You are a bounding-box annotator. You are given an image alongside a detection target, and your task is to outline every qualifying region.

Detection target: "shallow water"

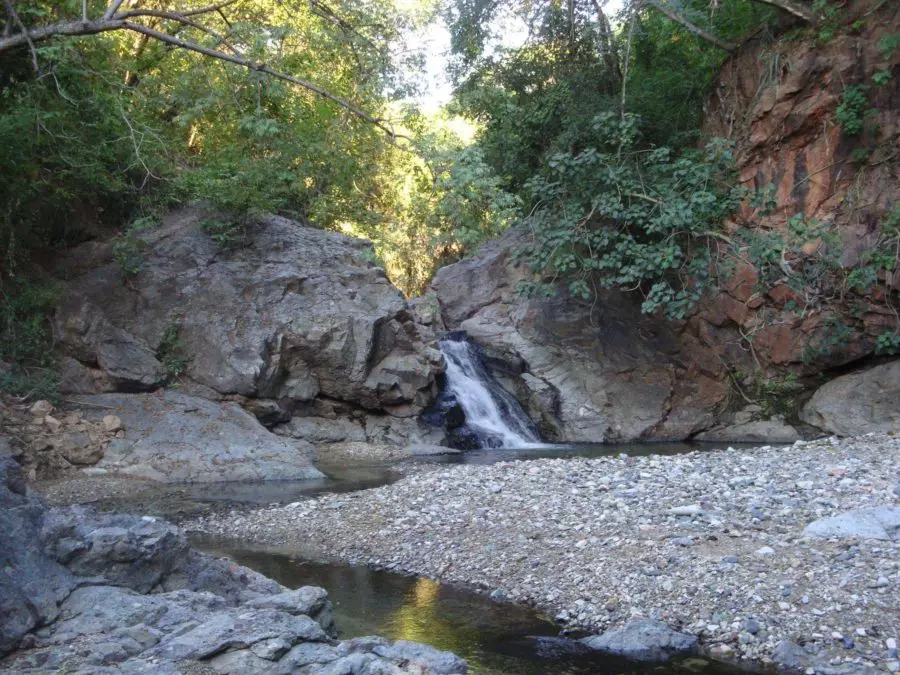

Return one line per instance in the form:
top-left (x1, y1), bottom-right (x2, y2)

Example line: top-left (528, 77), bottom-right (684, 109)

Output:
top-left (193, 537), bottom-right (751, 675)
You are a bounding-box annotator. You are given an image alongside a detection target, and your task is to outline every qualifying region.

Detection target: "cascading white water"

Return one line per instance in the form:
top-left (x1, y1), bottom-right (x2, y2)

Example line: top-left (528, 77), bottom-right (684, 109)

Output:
top-left (439, 337), bottom-right (540, 448)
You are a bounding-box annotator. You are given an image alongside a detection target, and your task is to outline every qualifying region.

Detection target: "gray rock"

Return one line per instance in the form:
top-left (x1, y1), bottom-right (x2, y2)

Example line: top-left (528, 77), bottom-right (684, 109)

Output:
top-left (800, 361), bottom-right (900, 436)
top-left (279, 641), bottom-right (341, 668)
top-left (53, 207), bottom-right (442, 414)
top-left (773, 640), bottom-right (812, 671)
top-left (274, 416), bottom-right (367, 444)
top-left (53, 294), bottom-right (167, 391)
top-left (245, 586), bottom-right (335, 636)
top-left (580, 619), bottom-right (698, 662)
top-left (802, 506), bottom-right (900, 541)
top-left (149, 609), bottom-right (327, 660)
top-left (0, 458), bottom-right (75, 656)
top-left (41, 508), bottom-right (189, 592)
top-left (373, 640), bottom-right (468, 674)
top-left (70, 391), bottom-right (323, 482)
top-left (694, 418), bottom-right (800, 443)
top-left (56, 356), bottom-right (103, 395)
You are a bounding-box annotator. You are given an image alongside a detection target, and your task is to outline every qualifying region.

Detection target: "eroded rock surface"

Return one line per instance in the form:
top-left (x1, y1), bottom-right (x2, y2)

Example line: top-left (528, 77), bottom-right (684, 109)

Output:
top-left (580, 620), bottom-right (698, 662)
top-left (800, 361), bottom-right (900, 437)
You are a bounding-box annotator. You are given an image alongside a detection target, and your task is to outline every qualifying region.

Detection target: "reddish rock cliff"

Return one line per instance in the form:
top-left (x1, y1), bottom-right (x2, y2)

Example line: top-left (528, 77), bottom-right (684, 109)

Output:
top-left (692, 0), bottom-right (899, 378)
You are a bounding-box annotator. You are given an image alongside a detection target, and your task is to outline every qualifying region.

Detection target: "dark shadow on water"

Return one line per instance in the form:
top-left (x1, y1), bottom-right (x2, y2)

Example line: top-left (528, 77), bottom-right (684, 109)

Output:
top-left (192, 537), bottom-right (755, 675)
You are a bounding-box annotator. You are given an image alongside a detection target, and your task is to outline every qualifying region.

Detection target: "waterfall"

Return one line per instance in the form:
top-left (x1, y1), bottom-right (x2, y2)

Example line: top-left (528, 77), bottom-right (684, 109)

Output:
top-left (438, 335), bottom-right (540, 448)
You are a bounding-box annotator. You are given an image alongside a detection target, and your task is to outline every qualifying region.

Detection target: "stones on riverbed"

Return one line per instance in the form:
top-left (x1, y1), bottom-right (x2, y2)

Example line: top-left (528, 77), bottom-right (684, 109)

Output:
top-left (580, 619), bottom-right (698, 662)
top-left (803, 506), bottom-right (900, 541)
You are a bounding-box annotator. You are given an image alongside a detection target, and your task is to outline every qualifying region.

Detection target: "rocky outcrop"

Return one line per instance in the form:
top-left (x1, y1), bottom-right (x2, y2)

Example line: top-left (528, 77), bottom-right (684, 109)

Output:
top-left (52, 206), bottom-right (443, 421)
top-left (68, 391), bottom-right (323, 483)
top-left (0, 456), bottom-right (467, 673)
top-left (430, 229), bottom-right (728, 442)
top-left (799, 360), bottom-right (900, 436)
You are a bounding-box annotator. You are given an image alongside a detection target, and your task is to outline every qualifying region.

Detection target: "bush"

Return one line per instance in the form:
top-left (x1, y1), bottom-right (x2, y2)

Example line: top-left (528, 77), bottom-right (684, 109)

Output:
top-left (517, 113), bottom-right (743, 320)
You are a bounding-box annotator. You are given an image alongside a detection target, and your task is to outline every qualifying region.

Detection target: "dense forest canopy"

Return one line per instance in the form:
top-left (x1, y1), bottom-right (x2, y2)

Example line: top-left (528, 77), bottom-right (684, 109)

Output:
top-left (1, 0), bottom-right (897, 398)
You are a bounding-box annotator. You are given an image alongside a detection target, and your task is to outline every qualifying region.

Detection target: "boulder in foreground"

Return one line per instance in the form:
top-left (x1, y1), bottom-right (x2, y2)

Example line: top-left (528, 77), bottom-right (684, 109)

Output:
top-left (0, 455), bottom-right (467, 673)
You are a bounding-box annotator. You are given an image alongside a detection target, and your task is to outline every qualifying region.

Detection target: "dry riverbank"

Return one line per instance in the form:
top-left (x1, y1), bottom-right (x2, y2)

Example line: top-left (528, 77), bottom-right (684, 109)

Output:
top-left (186, 434), bottom-right (900, 673)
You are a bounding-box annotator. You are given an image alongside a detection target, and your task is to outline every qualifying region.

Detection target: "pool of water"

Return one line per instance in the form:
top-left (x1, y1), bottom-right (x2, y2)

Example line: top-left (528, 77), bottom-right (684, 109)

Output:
top-left (192, 537), bottom-right (750, 675)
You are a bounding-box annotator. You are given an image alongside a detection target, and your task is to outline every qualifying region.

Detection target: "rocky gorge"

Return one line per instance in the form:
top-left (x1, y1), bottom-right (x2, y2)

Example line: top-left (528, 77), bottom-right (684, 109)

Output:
top-left (1, 4), bottom-right (899, 674)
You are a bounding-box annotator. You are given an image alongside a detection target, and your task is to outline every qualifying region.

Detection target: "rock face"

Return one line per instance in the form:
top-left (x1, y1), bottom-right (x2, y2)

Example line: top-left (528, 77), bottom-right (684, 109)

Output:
top-left (696, 0), bottom-right (899, 375)
top-left (580, 620), bottom-right (698, 662)
top-left (0, 456), bottom-right (466, 673)
top-left (430, 229), bottom-right (727, 442)
top-left (52, 206), bottom-right (443, 421)
top-left (71, 391), bottom-right (323, 483)
top-left (800, 361), bottom-right (900, 436)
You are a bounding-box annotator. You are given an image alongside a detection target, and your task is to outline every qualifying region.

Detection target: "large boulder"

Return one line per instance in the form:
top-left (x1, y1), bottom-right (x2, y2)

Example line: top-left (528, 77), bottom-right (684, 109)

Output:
top-left (0, 458), bottom-right (75, 655)
top-left (430, 229), bottom-right (726, 442)
top-left (800, 361), bottom-right (900, 436)
top-left (52, 207), bottom-right (443, 416)
top-left (70, 391), bottom-right (323, 483)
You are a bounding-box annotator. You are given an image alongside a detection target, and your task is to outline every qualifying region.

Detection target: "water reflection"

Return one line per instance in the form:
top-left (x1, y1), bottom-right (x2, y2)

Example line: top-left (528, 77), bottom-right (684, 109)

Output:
top-left (192, 537), bottom-right (753, 675)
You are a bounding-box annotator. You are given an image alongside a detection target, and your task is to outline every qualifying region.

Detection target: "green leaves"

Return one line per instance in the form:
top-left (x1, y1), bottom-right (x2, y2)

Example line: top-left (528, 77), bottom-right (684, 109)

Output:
top-left (834, 84), bottom-right (871, 135)
top-left (517, 113), bottom-right (739, 318)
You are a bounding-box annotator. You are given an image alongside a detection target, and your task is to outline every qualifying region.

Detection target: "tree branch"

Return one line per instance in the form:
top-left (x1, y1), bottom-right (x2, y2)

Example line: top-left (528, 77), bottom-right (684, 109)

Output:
top-left (119, 8), bottom-right (242, 55)
top-left (121, 21), bottom-right (409, 142)
top-left (647, 0), bottom-right (736, 52)
top-left (3, 0), bottom-right (40, 72)
top-left (748, 0), bottom-right (816, 23)
top-left (103, 0), bottom-right (127, 20)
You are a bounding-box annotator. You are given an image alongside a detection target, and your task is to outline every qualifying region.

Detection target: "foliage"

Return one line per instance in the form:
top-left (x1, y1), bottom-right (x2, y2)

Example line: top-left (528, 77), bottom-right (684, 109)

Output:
top-left (875, 330), bottom-right (900, 355)
top-left (516, 113), bottom-right (742, 319)
top-left (0, 278), bottom-right (59, 400)
top-left (834, 85), bottom-right (870, 135)
top-left (157, 320), bottom-right (189, 379)
top-left (753, 373), bottom-right (805, 419)
top-left (112, 216), bottom-right (158, 275)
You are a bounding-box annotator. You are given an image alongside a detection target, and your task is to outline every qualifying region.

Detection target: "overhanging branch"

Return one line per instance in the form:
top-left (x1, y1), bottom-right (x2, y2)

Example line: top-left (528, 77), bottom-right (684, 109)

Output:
top-left (647, 0), bottom-right (736, 52)
top-left (0, 2), bottom-right (411, 145)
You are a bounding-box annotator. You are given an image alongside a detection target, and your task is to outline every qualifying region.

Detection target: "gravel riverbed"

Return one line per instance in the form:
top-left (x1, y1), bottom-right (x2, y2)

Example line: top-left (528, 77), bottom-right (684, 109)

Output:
top-left (186, 434), bottom-right (900, 673)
